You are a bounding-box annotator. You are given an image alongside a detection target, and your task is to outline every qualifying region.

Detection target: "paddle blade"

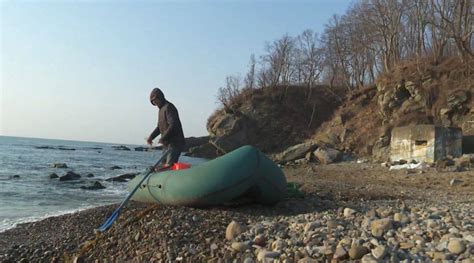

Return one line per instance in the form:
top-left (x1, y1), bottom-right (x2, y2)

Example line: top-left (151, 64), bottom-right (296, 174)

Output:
top-left (97, 209), bottom-right (119, 232)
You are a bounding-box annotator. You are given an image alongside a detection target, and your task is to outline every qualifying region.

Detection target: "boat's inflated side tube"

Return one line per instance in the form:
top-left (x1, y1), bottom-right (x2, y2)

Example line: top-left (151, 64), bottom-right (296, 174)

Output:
top-left (128, 145), bottom-right (287, 206)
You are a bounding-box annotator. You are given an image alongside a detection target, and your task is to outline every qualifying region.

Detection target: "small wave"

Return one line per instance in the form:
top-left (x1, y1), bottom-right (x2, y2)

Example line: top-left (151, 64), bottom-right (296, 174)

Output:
top-left (0, 205), bottom-right (102, 233)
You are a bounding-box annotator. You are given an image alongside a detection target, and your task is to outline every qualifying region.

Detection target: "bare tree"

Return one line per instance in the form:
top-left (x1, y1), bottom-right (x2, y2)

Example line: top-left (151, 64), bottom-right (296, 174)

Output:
top-left (322, 15), bottom-right (353, 90)
top-left (216, 0), bottom-right (472, 101)
top-left (244, 54), bottom-right (256, 89)
top-left (296, 29), bottom-right (324, 98)
top-left (404, 0), bottom-right (430, 58)
top-left (431, 0), bottom-right (473, 61)
top-left (257, 62), bottom-right (269, 89)
top-left (217, 75), bottom-right (241, 111)
top-left (261, 35), bottom-right (295, 88)
top-left (360, 0), bottom-right (405, 71)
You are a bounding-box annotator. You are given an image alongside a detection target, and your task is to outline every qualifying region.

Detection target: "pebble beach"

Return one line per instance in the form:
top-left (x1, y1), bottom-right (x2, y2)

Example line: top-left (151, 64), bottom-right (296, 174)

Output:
top-left (0, 163), bottom-right (472, 262)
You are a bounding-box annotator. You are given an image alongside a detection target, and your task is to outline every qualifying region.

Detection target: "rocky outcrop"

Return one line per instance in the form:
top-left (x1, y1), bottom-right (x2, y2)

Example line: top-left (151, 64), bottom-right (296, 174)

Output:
top-left (274, 142), bottom-right (319, 164)
top-left (314, 57), bottom-right (473, 161)
top-left (185, 143), bottom-right (219, 159)
top-left (184, 136), bottom-right (210, 152)
top-left (206, 85), bottom-right (344, 156)
top-left (314, 147), bottom-right (342, 164)
top-left (208, 113), bottom-right (254, 154)
top-left (372, 136), bottom-right (391, 162)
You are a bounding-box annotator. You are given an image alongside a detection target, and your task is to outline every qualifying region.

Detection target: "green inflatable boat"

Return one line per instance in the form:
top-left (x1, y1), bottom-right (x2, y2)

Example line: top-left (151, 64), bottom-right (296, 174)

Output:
top-left (128, 145), bottom-right (287, 206)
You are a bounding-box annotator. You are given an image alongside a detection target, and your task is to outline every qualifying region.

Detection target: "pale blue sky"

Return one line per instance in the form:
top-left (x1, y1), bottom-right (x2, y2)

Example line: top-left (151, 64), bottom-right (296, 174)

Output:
top-left (1, 0), bottom-right (351, 144)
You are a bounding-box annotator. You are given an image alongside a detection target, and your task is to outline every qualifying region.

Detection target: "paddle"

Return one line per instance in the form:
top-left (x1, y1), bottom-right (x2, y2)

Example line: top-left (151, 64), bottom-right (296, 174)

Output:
top-left (97, 149), bottom-right (169, 232)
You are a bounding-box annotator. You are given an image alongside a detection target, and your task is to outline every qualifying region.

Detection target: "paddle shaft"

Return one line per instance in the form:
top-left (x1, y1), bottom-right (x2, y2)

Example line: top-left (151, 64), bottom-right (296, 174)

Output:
top-left (117, 149), bottom-right (170, 210)
top-left (98, 149), bottom-right (169, 231)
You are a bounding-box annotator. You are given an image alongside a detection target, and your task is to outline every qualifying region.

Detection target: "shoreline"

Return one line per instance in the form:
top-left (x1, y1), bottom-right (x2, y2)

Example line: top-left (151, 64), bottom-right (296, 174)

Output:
top-left (0, 204), bottom-right (109, 234)
top-left (0, 162), bottom-right (472, 262)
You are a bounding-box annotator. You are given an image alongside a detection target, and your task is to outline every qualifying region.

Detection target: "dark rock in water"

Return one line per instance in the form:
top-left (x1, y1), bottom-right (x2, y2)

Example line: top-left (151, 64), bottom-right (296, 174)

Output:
top-left (106, 172), bottom-right (139, 182)
top-left (49, 173), bottom-right (59, 179)
top-left (57, 147), bottom-right (75, 151)
top-left (112, 145), bottom-right (131, 151)
top-left (109, 165), bottom-right (122, 170)
top-left (11, 175), bottom-right (20, 179)
top-left (35, 146), bottom-right (75, 151)
top-left (134, 147), bottom-right (149, 152)
top-left (135, 146), bottom-right (162, 151)
top-left (35, 146), bottom-right (55, 150)
top-left (80, 181), bottom-right (105, 190)
top-left (59, 171), bottom-right (81, 181)
top-left (86, 173), bottom-right (94, 178)
top-left (50, 163), bottom-right (68, 169)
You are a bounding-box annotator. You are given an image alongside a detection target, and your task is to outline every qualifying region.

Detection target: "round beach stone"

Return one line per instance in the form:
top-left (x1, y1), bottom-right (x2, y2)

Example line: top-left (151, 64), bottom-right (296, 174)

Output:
top-left (361, 253), bottom-right (378, 263)
top-left (371, 227), bottom-right (384, 238)
top-left (344, 208), bottom-right (356, 217)
top-left (425, 219), bottom-right (439, 228)
top-left (231, 242), bottom-right (250, 252)
top-left (371, 218), bottom-right (393, 231)
top-left (333, 244), bottom-right (348, 260)
top-left (226, 221), bottom-right (246, 240)
top-left (447, 239), bottom-right (466, 254)
top-left (304, 221), bottom-right (320, 233)
top-left (271, 240), bottom-right (286, 251)
top-left (327, 220), bottom-right (338, 231)
top-left (349, 245), bottom-right (369, 260)
top-left (297, 257), bottom-right (318, 263)
top-left (257, 250), bottom-right (280, 262)
top-left (371, 245), bottom-right (387, 259)
top-left (210, 243), bottom-right (218, 251)
top-left (253, 235), bottom-right (266, 247)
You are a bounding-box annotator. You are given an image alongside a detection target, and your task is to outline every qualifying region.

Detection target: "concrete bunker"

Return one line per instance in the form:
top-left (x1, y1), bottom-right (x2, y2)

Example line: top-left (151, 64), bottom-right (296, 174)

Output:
top-left (390, 125), bottom-right (462, 163)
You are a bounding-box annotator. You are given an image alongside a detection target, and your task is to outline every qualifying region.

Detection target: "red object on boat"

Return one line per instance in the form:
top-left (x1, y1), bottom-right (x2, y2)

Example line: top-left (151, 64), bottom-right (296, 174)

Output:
top-left (171, 162), bottom-right (191, 170)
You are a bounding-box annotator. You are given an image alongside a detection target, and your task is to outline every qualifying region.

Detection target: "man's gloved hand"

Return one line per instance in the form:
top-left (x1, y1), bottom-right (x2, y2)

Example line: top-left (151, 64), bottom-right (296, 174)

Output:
top-left (146, 137), bottom-right (153, 146)
top-left (146, 166), bottom-right (155, 173)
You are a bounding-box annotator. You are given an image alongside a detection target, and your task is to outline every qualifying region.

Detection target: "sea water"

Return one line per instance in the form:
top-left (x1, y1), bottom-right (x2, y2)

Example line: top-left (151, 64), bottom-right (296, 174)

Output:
top-left (0, 136), bottom-right (206, 232)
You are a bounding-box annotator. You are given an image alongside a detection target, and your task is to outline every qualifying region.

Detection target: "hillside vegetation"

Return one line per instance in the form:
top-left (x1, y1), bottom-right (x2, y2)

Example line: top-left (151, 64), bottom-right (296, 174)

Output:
top-left (314, 57), bottom-right (473, 159)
